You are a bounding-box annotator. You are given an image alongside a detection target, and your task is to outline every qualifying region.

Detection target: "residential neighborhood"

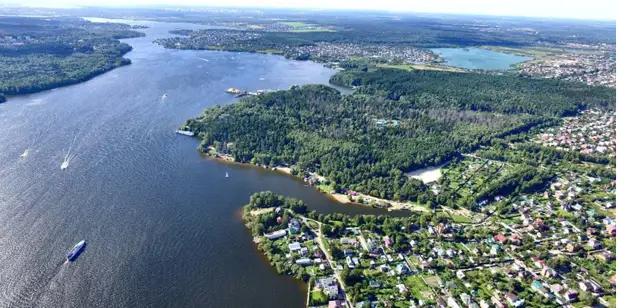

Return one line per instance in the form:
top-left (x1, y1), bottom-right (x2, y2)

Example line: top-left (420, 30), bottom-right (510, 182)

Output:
top-left (242, 106), bottom-right (616, 308)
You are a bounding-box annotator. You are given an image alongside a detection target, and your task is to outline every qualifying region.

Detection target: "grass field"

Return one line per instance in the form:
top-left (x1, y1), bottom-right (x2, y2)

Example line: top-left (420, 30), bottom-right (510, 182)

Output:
top-left (280, 21), bottom-right (313, 27)
top-left (377, 63), bottom-right (464, 72)
top-left (257, 49), bottom-right (283, 54)
top-left (288, 29), bottom-right (336, 32)
top-left (377, 64), bottom-right (413, 71)
top-left (450, 213), bottom-right (473, 223)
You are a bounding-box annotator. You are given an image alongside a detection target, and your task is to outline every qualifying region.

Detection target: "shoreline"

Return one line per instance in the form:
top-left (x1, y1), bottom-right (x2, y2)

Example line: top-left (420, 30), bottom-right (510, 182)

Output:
top-left (235, 207), bottom-right (309, 305)
top-left (200, 151), bottom-right (428, 213)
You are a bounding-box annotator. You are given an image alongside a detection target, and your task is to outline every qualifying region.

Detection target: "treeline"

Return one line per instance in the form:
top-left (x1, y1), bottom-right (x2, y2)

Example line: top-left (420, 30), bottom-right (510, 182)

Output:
top-left (166, 12), bottom-right (615, 48)
top-left (0, 16), bottom-right (143, 96)
top-left (187, 81), bottom-right (547, 203)
top-left (329, 68), bottom-right (616, 117)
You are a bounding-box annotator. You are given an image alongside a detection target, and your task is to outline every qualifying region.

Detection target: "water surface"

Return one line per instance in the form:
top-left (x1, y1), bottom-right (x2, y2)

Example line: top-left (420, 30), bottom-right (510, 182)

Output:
top-left (431, 47), bottom-right (531, 70)
top-left (0, 18), bottom-right (399, 308)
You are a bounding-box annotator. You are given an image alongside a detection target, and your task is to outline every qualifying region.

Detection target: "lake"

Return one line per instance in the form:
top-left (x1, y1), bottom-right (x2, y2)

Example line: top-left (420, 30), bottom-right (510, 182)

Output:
top-left (431, 47), bottom-right (531, 70)
top-left (0, 19), bottom-right (399, 308)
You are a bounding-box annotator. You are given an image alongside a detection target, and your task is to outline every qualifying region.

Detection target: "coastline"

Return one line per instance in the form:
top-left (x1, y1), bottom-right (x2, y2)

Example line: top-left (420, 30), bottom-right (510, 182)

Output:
top-left (199, 151), bottom-right (429, 213)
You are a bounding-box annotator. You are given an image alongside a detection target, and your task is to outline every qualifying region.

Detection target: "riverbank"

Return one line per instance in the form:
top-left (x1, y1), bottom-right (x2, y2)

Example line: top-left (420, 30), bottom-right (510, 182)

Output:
top-left (199, 150), bottom-right (429, 213)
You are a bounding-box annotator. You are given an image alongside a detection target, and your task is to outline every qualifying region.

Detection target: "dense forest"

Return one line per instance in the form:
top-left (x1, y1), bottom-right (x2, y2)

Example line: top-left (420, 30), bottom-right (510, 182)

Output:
top-left (0, 17), bottom-right (144, 96)
top-left (155, 11), bottom-right (616, 49)
top-left (186, 69), bottom-right (614, 204)
top-left (330, 68), bottom-right (617, 117)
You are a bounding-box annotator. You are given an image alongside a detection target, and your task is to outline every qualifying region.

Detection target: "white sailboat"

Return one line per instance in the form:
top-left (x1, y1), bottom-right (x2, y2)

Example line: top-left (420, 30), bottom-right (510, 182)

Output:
top-left (225, 172), bottom-right (229, 178)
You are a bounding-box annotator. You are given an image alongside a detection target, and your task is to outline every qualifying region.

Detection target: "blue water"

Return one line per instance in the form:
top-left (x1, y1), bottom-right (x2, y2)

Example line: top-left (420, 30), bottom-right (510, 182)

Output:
top-left (431, 47), bottom-right (531, 70)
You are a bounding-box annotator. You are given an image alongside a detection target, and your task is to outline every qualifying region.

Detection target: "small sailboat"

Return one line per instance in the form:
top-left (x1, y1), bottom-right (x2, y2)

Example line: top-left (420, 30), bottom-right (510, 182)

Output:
top-left (225, 172), bottom-right (229, 178)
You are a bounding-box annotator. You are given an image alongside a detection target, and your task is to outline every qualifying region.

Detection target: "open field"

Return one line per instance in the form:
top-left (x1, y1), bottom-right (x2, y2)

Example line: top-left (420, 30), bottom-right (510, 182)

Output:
top-left (377, 63), bottom-right (464, 72)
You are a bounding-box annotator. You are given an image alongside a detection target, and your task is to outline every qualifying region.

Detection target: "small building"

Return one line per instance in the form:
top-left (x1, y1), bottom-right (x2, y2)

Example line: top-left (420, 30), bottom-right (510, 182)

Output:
top-left (295, 258), bottom-right (312, 266)
top-left (505, 293), bottom-right (524, 307)
top-left (566, 243), bottom-right (581, 253)
top-left (396, 284), bottom-right (408, 294)
top-left (491, 296), bottom-right (506, 308)
top-left (369, 280), bottom-right (381, 288)
top-left (564, 290), bottom-right (578, 302)
top-left (289, 242), bottom-right (302, 252)
top-left (541, 267), bottom-right (556, 278)
top-left (264, 229), bottom-right (287, 240)
top-left (493, 234), bottom-right (507, 244)
top-left (328, 300), bottom-right (346, 308)
top-left (384, 236), bottom-right (393, 247)
top-left (587, 238), bottom-right (602, 249)
top-left (396, 263), bottom-right (410, 275)
top-left (447, 296), bottom-right (461, 308)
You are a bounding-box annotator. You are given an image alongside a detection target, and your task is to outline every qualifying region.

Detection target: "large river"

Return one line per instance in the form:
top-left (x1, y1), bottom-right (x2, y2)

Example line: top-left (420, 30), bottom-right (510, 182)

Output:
top-left (0, 19), bottom-right (396, 308)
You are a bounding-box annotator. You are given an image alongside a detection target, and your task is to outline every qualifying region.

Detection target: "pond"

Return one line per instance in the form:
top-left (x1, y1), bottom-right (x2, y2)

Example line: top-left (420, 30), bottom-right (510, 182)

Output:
top-left (431, 47), bottom-right (531, 70)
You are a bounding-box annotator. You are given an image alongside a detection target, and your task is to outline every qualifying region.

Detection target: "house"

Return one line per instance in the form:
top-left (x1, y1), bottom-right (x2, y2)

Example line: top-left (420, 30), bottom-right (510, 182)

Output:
top-left (493, 234), bottom-right (507, 244)
top-left (606, 224), bottom-right (616, 236)
top-left (436, 298), bottom-right (448, 308)
top-left (396, 263), bottom-right (410, 275)
top-left (346, 256), bottom-right (355, 269)
top-left (288, 218), bottom-right (301, 234)
top-left (549, 284), bottom-right (564, 297)
top-left (396, 284), bottom-right (408, 294)
top-left (566, 243), bottom-right (581, 253)
top-left (289, 242), bottom-right (302, 252)
top-left (490, 244), bottom-right (501, 255)
top-left (328, 300), bottom-right (346, 308)
top-left (479, 299), bottom-right (490, 308)
top-left (457, 270), bottom-right (466, 280)
top-left (541, 267), bottom-right (556, 278)
top-left (460, 293), bottom-right (472, 305)
top-left (564, 290), bottom-right (578, 302)
top-left (366, 239), bottom-right (377, 253)
top-left (505, 293), bottom-right (524, 307)
top-left (369, 280), bottom-right (381, 288)
top-left (588, 279), bottom-right (603, 294)
top-left (316, 277), bottom-right (339, 299)
top-left (295, 258), bottom-right (312, 266)
top-left (531, 280), bottom-right (549, 296)
top-left (264, 229), bottom-right (287, 240)
top-left (384, 236), bottom-right (393, 247)
top-left (597, 251), bottom-right (615, 261)
top-left (587, 238), bottom-right (602, 249)
top-left (491, 296), bottom-right (507, 308)
top-left (533, 259), bottom-right (546, 269)
top-left (340, 237), bottom-right (358, 246)
top-left (447, 297), bottom-right (461, 308)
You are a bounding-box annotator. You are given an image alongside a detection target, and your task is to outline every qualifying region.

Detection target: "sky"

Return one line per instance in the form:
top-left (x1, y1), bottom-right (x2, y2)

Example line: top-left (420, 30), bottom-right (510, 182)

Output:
top-left (11, 0), bottom-right (618, 20)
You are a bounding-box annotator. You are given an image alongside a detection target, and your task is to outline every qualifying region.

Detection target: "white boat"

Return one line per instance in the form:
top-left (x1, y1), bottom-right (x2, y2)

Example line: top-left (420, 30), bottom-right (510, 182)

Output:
top-left (175, 130), bottom-right (194, 136)
top-left (225, 172), bottom-right (229, 178)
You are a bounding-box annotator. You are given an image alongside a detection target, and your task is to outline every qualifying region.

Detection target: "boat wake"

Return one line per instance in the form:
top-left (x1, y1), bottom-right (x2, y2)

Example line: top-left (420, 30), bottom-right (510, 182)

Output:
top-left (197, 57), bottom-right (210, 62)
top-left (61, 134), bottom-right (79, 170)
